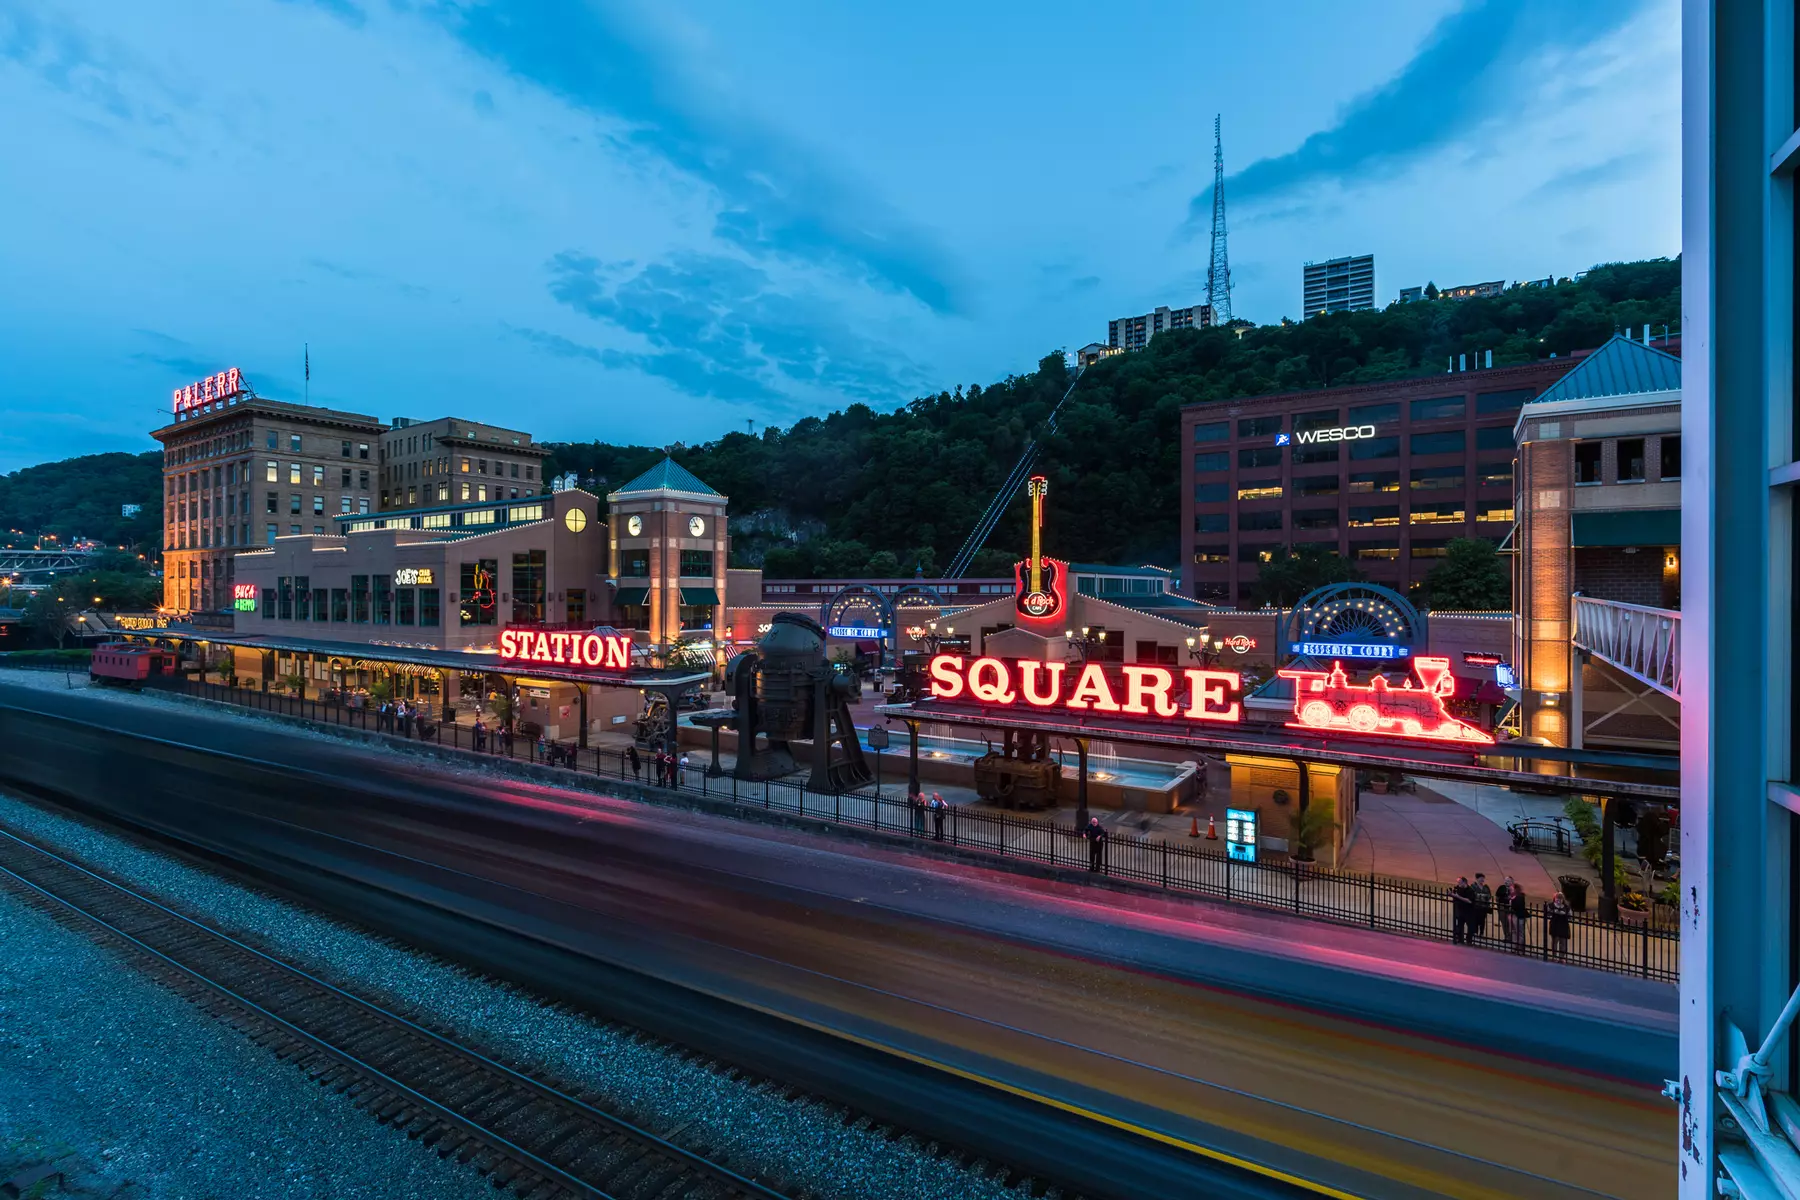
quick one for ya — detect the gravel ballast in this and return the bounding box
[0,792,1037,1200]
[0,875,496,1200]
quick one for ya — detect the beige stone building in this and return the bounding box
[377,417,551,511]
[152,391,383,615]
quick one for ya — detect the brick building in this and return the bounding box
[377,417,550,511]
[1513,334,1681,748]
[1179,355,1585,605]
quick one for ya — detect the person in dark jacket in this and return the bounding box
[1508,884,1528,952]
[1546,891,1573,960]
[1470,873,1494,941]
[627,744,641,782]
[1083,817,1107,872]
[928,792,948,841]
[473,718,487,752]
[1450,875,1475,944]
[1495,876,1516,944]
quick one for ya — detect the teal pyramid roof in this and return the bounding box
[1531,335,1681,405]
[614,456,723,497]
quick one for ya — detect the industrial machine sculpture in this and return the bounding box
[972,728,1063,810]
[724,613,873,791]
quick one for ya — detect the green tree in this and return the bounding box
[865,549,900,577]
[1423,281,1439,300]
[1250,544,1364,607]
[1422,538,1511,611]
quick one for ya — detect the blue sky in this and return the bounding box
[0,0,1676,472]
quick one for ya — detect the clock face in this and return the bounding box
[625,514,642,536]
[688,515,705,537]
[564,508,587,533]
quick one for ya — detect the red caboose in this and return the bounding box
[89,642,179,688]
[1278,656,1492,744]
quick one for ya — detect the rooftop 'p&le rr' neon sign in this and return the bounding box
[927,654,1243,722]
[498,629,632,670]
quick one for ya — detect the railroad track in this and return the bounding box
[0,824,799,1200]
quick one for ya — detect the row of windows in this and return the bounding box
[1195,463,1513,502]
[1573,435,1681,484]
[382,482,536,507]
[1190,389,1533,443]
[1192,539,1485,565]
[617,549,716,578]
[264,575,443,626]
[1196,427,1513,472]
[1194,503,1512,533]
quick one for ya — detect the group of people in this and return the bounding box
[373,698,433,740]
[1448,872,1575,959]
[625,743,688,787]
[469,717,514,755]
[905,789,952,840]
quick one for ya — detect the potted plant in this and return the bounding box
[1619,889,1650,926]
[281,671,306,697]
[1291,805,1336,864]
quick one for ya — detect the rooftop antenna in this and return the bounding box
[1206,115,1234,325]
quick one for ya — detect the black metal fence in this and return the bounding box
[169,679,1678,982]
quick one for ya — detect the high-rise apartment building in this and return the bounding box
[1107,303,1213,352]
[1302,254,1376,318]
[152,391,384,614]
[378,417,550,511]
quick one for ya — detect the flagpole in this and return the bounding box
[304,343,310,405]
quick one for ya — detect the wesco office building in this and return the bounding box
[1179,356,1585,605]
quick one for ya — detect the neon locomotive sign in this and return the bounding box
[498,629,632,670]
[1279,656,1492,744]
[928,655,1243,722]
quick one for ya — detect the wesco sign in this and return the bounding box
[498,629,632,670]
[928,655,1242,723]
[1276,424,1378,446]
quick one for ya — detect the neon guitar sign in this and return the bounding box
[1014,474,1067,623]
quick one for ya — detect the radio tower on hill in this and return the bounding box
[1206,115,1233,325]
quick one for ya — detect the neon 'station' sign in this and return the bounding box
[927,654,1242,722]
[498,628,632,670]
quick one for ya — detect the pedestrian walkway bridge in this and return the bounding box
[1572,595,1681,699]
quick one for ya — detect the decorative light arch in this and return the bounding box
[1282,582,1426,667]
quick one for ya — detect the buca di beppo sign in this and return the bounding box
[928,655,1243,722]
[498,629,632,670]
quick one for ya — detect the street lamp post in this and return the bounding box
[1185,632,1218,668]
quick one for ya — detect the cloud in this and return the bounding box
[428,0,960,313]
[1524,150,1654,201]
[0,4,170,125]
[536,250,924,408]
[271,0,367,28]
[127,330,220,381]
[1185,0,1649,230]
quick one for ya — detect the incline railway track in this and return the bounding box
[0,823,800,1200]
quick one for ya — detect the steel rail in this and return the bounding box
[0,824,794,1200]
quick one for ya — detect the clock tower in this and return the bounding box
[605,457,728,651]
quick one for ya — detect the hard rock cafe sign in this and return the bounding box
[1013,475,1067,624]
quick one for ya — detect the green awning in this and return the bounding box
[1571,509,1680,548]
[680,587,721,606]
[612,586,649,607]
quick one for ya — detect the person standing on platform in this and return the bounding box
[1083,816,1107,872]
[1495,876,1516,945]
[1546,891,1572,960]
[1508,883,1529,953]
[909,788,926,837]
[627,744,641,782]
[929,792,947,841]
[1450,875,1475,944]
[1471,873,1494,942]
[473,717,487,753]
[678,753,689,787]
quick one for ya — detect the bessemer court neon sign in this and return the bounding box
[498,629,632,670]
[927,655,1243,722]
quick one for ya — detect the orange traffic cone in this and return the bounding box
[1189,815,1200,838]
[1206,815,1219,840]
